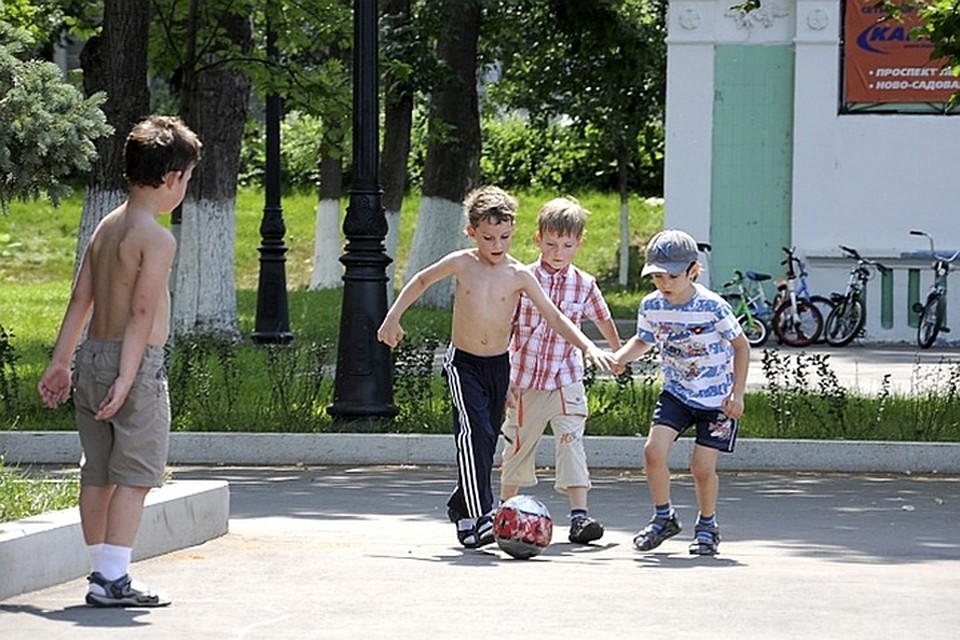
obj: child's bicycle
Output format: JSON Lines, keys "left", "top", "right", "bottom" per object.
{"left": 720, "top": 269, "right": 775, "bottom": 347}
{"left": 772, "top": 247, "right": 828, "bottom": 347}
{"left": 822, "top": 245, "right": 889, "bottom": 347}
{"left": 910, "top": 229, "right": 960, "bottom": 349}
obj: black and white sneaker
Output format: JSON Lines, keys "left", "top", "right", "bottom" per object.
{"left": 568, "top": 515, "right": 604, "bottom": 544}
{"left": 457, "top": 513, "right": 495, "bottom": 549}
{"left": 85, "top": 572, "right": 171, "bottom": 608}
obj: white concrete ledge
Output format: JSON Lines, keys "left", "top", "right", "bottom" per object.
{"left": 0, "top": 479, "right": 229, "bottom": 601}
{"left": 2, "top": 431, "right": 958, "bottom": 474}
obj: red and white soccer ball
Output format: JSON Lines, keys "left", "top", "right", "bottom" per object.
{"left": 493, "top": 495, "right": 553, "bottom": 559}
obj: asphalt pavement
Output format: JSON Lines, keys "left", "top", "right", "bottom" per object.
{"left": 2, "top": 465, "right": 959, "bottom": 639}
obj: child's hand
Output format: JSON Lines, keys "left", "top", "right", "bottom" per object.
{"left": 721, "top": 392, "right": 744, "bottom": 420}
{"left": 37, "top": 364, "right": 71, "bottom": 408}
{"left": 505, "top": 384, "right": 520, "bottom": 409}
{"left": 377, "top": 318, "right": 405, "bottom": 348}
{"left": 586, "top": 346, "right": 617, "bottom": 373}
{"left": 611, "top": 359, "right": 626, "bottom": 376}
{"left": 95, "top": 377, "right": 133, "bottom": 421}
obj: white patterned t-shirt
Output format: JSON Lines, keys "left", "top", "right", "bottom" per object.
{"left": 635, "top": 283, "right": 743, "bottom": 410}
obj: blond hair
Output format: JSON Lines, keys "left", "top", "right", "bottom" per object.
{"left": 537, "top": 197, "right": 589, "bottom": 238}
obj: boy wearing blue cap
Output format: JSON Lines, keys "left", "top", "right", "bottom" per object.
{"left": 613, "top": 229, "right": 750, "bottom": 555}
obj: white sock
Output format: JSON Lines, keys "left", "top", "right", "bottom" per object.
{"left": 86, "top": 543, "right": 107, "bottom": 595}
{"left": 97, "top": 544, "right": 133, "bottom": 582}
{"left": 87, "top": 543, "right": 105, "bottom": 572}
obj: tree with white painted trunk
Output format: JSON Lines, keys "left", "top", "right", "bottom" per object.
{"left": 403, "top": 0, "right": 481, "bottom": 309}
{"left": 310, "top": 146, "right": 344, "bottom": 290}
{"left": 156, "top": 6, "right": 252, "bottom": 339}
{"left": 74, "top": 0, "right": 151, "bottom": 277}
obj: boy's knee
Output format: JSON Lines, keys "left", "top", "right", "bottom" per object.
{"left": 643, "top": 442, "right": 669, "bottom": 468}
{"left": 690, "top": 457, "right": 717, "bottom": 483}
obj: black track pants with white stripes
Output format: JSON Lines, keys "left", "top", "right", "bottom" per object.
{"left": 442, "top": 346, "right": 509, "bottom": 521}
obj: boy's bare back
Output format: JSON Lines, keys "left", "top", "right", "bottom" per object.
{"left": 85, "top": 203, "right": 176, "bottom": 348}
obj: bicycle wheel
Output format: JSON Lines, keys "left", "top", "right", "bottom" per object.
{"left": 917, "top": 295, "right": 945, "bottom": 349}
{"left": 773, "top": 299, "right": 823, "bottom": 347}
{"left": 824, "top": 298, "right": 864, "bottom": 347}
{"left": 738, "top": 313, "right": 769, "bottom": 347}
{"left": 809, "top": 295, "right": 835, "bottom": 344}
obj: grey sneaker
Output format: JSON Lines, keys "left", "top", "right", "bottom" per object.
{"left": 568, "top": 515, "right": 604, "bottom": 544}
{"left": 633, "top": 514, "right": 682, "bottom": 551}
{"left": 85, "top": 572, "right": 171, "bottom": 608}
{"left": 688, "top": 522, "right": 721, "bottom": 556}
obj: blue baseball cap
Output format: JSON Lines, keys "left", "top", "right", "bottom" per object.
{"left": 641, "top": 229, "right": 700, "bottom": 276}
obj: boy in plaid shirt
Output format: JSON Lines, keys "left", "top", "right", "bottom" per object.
{"left": 500, "top": 197, "right": 622, "bottom": 544}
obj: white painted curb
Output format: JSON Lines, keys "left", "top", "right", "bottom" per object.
{"left": 2, "top": 431, "right": 958, "bottom": 474}
{"left": 0, "top": 479, "right": 228, "bottom": 602}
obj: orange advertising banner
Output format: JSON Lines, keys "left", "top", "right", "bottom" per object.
{"left": 844, "top": 0, "right": 960, "bottom": 104}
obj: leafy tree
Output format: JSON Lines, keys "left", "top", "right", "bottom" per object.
{"left": 879, "top": 0, "right": 960, "bottom": 107}
{"left": 150, "top": 0, "right": 254, "bottom": 339}
{"left": 74, "top": 0, "right": 151, "bottom": 272}
{"left": 486, "top": 0, "right": 666, "bottom": 286}
{"left": 403, "top": 0, "right": 483, "bottom": 308}
{"left": 0, "top": 20, "right": 111, "bottom": 211}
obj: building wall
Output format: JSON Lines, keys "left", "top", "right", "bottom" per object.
{"left": 664, "top": 0, "right": 960, "bottom": 344}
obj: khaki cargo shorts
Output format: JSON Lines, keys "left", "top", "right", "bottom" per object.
{"left": 72, "top": 340, "right": 170, "bottom": 488}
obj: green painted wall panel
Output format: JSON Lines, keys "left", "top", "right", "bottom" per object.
{"left": 710, "top": 45, "right": 795, "bottom": 288}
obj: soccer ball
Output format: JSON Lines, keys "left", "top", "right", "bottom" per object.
{"left": 493, "top": 495, "right": 553, "bottom": 559}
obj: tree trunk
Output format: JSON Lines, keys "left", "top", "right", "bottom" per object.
{"left": 403, "top": 0, "right": 481, "bottom": 309}
{"left": 172, "top": 11, "right": 251, "bottom": 339}
{"left": 381, "top": 0, "right": 414, "bottom": 302}
{"left": 618, "top": 145, "right": 630, "bottom": 287}
{"left": 76, "top": 0, "right": 150, "bottom": 276}
{"left": 310, "top": 146, "right": 344, "bottom": 290}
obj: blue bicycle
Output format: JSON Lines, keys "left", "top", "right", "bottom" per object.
{"left": 720, "top": 270, "right": 775, "bottom": 347}
{"left": 772, "top": 247, "right": 833, "bottom": 347}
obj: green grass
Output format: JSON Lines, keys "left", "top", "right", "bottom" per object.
{"left": 2, "top": 188, "right": 959, "bottom": 442}
{"left": 0, "top": 461, "right": 79, "bottom": 523}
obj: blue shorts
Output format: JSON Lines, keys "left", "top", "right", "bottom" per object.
{"left": 651, "top": 391, "right": 738, "bottom": 453}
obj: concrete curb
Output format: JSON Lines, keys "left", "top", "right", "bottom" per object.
{"left": 2, "top": 431, "right": 959, "bottom": 474}
{"left": 0, "top": 478, "right": 229, "bottom": 602}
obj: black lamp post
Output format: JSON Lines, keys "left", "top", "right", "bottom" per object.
{"left": 251, "top": 27, "right": 293, "bottom": 345}
{"left": 328, "top": 0, "right": 397, "bottom": 422}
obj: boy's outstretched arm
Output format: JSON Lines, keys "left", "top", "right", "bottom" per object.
{"left": 378, "top": 252, "right": 458, "bottom": 348}
{"left": 594, "top": 317, "right": 622, "bottom": 351}
{"left": 722, "top": 334, "right": 750, "bottom": 419}
{"left": 613, "top": 336, "right": 652, "bottom": 368}
{"left": 519, "top": 271, "right": 615, "bottom": 372}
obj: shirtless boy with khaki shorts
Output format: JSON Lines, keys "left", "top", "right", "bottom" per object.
{"left": 38, "top": 115, "right": 201, "bottom": 607}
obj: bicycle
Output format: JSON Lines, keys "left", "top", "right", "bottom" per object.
{"left": 772, "top": 250, "right": 834, "bottom": 344}
{"left": 822, "top": 245, "right": 889, "bottom": 347}
{"left": 910, "top": 229, "right": 960, "bottom": 349}
{"left": 772, "top": 246, "right": 825, "bottom": 347}
{"left": 720, "top": 269, "right": 775, "bottom": 347}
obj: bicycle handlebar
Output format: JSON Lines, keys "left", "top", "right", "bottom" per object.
{"left": 839, "top": 244, "right": 889, "bottom": 273}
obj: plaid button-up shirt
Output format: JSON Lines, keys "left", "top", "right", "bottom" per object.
{"left": 510, "top": 260, "right": 613, "bottom": 390}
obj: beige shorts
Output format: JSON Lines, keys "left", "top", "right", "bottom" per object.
{"left": 72, "top": 340, "right": 170, "bottom": 488}
{"left": 500, "top": 381, "right": 591, "bottom": 492}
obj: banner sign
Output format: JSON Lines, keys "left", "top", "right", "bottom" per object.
{"left": 843, "top": 0, "right": 960, "bottom": 104}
